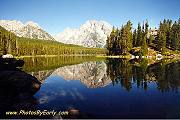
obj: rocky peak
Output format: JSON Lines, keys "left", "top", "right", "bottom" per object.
{"left": 55, "top": 20, "right": 113, "bottom": 48}
{"left": 0, "top": 20, "right": 55, "bottom": 41}
{"left": 25, "top": 21, "right": 41, "bottom": 29}
{"left": 0, "top": 20, "right": 24, "bottom": 32}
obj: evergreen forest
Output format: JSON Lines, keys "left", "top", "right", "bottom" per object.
{"left": 106, "top": 19, "right": 180, "bottom": 56}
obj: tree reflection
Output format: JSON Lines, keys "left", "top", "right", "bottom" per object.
{"left": 106, "top": 58, "right": 180, "bottom": 92}
{"left": 22, "top": 56, "right": 102, "bottom": 72}
{"left": 106, "top": 58, "right": 132, "bottom": 91}
{"left": 133, "top": 59, "right": 149, "bottom": 90}
{"left": 151, "top": 60, "right": 180, "bottom": 92}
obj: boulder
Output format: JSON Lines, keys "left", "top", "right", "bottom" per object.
{"left": 2, "top": 54, "right": 14, "bottom": 58}
{"left": 0, "top": 69, "right": 41, "bottom": 118}
{"left": 0, "top": 70, "right": 41, "bottom": 95}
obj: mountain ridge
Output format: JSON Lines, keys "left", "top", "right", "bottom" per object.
{"left": 0, "top": 19, "right": 113, "bottom": 48}
{"left": 55, "top": 20, "right": 113, "bottom": 48}
{"left": 0, "top": 20, "right": 55, "bottom": 41}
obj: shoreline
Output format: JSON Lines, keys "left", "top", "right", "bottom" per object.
{"left": 13, "top": 53, "right": 180, "bottom": 59}
{"left": 96, "top": 54, "right": 180, "bottom": 59}
{"left": 15, "top": 54, "right": 98, "bottom": 59}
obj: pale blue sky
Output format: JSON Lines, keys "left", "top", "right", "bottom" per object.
{"left": 1, "top": 0, "right": 180, "bottom": 34}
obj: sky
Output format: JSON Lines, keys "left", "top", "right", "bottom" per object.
{"left": 1, "top": 0, "right": 180, "bottom": 35}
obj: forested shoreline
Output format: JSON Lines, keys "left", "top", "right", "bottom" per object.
{"left": 0, "top": 26, "right": 106, "bottom": 56}
{"left": 106, "top": 18, "right": 180, "bottom": 56}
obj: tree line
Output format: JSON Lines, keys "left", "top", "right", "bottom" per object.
{"left": 0, "top": 26, "right": 106, "bottom": 56}
{"left": 106, "top": 18, "right": 180, "bottom": 56}
{"left": 0, "top": 26, "right": 17, "bottom": 55}
{"left": 157, "top": 19, "right": 180, "bottom": 53}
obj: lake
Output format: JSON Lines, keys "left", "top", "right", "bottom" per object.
{"left": 1, "top": 56, "right": 180, "bottom": 119}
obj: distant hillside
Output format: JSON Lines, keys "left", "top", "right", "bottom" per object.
{"left": 0, "top": 25, "right": 106, "bottom": 56}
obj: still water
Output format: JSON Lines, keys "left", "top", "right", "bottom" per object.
{"left": 1, "top": 56, "right": 180, "bottom": 119}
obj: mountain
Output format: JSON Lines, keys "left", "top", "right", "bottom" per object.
{"left": 0, "top": 20, "right": 55, "bottom": 41}
{"left": 52, "top": 61, "right": 111, "bottom": 88}
{"left": 55, "top": 20, "right": 113, "bottom": 48}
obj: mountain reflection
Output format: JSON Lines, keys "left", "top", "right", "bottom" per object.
{"left": 52, "top": 61, "right": 111, "bottom": 88}
{"left": 30, "top": 70, "right": 55, "bottom": 82}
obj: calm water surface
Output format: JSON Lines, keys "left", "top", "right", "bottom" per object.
{"left": 1, "top": 56, "right": 180, "bottom": 119}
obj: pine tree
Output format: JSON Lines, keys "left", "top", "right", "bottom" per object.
{"left": 2, "top": 35, "right": 7, "bottom": 55}
{"left": 157, "top": 21, "right": 167, "bottom": 53}
{"left": 106, "top": 36, "right": 112, "bottom": 55}
{"left": 111, "top": 26, "right": 117, "bottom": 55}
{"left": 137, "top": 23, "right": 142, "bottom": 46}
{"left": 0, "top": 31, "right": 2, "bottom": 55}
{"left": 166, "top": 19, "right": 172, "bottom": 48}
{"left": 125, "top": 20, "right": 133, "bottom": 51}
{"left": 118, "top": 21, "right": 133, "bottom": 55}
{"left": 118, "top": 25, "right": 124, "bottom": 54}
{"left": 107, "top": 26, "right": 116, "bottom": 55}
{"left": 120, "top": 25, "right": 127, "bottom": 54}
{"left": 145, "top": 20, "right": 149, "bottom": 35}
{"left": 132, "top": 29, "right": 137, "bottom": 47}
{"left": 148, "top": 34, "right": 154, "bottom": 45}
{"left": 142, "top": 35, "right": 148, "bottom": 55}
{"left": 170, "top": 20, "right": 180, "bottom": 50}
{"left": 141, "top": 21, "right": 149, "bottom": 55}
{"left": 115, "top": 28, "right": 120, "bottom": 54}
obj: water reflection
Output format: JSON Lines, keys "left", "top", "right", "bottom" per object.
{"left": 1, "top": 57, "right": 180, "bottom": 119}
{"left": 106, "top": 58, "right": 180, "bottom": 92}
{"left": 37, "top": 58, "right": 180, "bottom": 92}
{"left": 22, "top": 56, "right": 101, "bottom": 72}
{"left": 34, "top": 58, "right": 180, "bottom": 119}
